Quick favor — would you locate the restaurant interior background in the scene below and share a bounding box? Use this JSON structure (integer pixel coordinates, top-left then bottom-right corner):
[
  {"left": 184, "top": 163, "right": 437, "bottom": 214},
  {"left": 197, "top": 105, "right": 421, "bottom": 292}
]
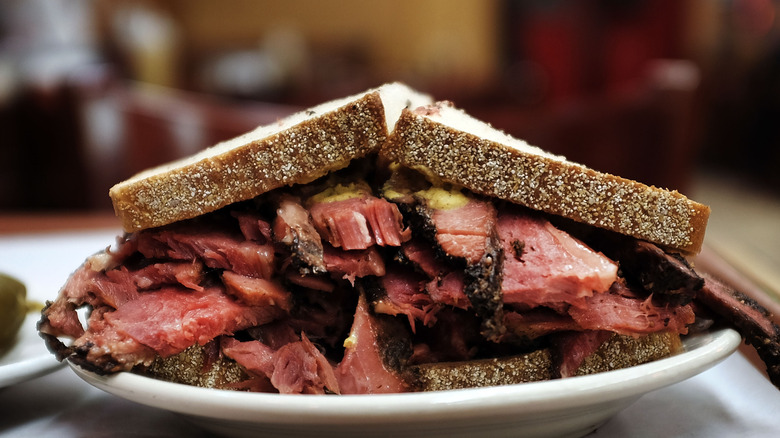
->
[{"left": 0, "top": 0, "right": 778, "bottom": 296}]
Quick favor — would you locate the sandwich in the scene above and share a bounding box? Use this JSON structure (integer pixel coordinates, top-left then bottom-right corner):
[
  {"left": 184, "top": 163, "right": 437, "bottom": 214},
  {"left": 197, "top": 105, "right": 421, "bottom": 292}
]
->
[{"left": 38, "top": 82, "right": 780, "bottom": 394}]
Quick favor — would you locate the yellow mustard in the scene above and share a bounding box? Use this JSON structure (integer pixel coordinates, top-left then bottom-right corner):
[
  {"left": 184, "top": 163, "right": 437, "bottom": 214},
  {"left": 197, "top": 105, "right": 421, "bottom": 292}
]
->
[
  {"left": 309, "top": 183, "right": 366, "bottom": 204},
  {"left": 414, "top": 186, "right": 469, "bottom": 210}
]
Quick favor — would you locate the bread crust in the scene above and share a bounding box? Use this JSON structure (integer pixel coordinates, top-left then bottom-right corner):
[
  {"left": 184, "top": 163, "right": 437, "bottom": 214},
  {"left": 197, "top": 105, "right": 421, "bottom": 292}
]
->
[
  {"left": 382, "top": 107, "right": 710, "bottom": 254},
  {"left": 142, "top": 344, "right": 248, "bottom": 389},
  {"left": 408, "top": 332, "right": 682, "bottom": 391},
  {"left": 110, "top": 91, "right": 388, "bottom": 232},
  {"left": 409, "top": 349, "right": 553, "bottom": 391},
  {"left": 574, "top": 331, "right": 682, "bottom": 376},
  {"left": 140, "top": 332, "right": 681, "bottom": 392}
]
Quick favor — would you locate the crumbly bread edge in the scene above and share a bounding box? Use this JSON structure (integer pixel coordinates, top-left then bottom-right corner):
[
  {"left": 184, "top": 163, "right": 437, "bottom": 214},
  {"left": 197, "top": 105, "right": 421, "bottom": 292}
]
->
[{"left": 381, "top": 105, "right": 710, "bottom": 254}]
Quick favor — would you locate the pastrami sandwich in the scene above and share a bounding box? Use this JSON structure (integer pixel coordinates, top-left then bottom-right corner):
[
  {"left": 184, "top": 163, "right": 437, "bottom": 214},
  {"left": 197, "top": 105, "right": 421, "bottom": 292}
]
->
[{"left": 39, "top": 83, "right": 780, "bottom": 394}]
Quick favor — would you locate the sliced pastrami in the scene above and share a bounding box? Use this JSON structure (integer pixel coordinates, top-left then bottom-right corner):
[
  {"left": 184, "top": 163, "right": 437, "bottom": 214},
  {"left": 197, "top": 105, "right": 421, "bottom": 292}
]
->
[
  {"left": 503, "top": 308, "right": 581, "bottom": 341},
  {"left": 59, "top": 263, "right": 140, "bottom": 310},
  {"left": 39, "top": 299, "right": 85, "bottom": 344},
  {"left": 232, "top": 211, "right": 273, "bottom": 244},
  {"left": 425, "top": 271, "right": 471, "bottom": 310},
  {"left": 222, "top": 334, "right": 340, "bottom": 394},
  {"left": 498, "top": 209, "right": 618, "bottom": 312},
  {"left": 84, "top": 308, "right": 158, "bottom": 372},
  {"left": 407, "top": 308, "right": 482, "bottom": 365},
  {"left": 430, "top": 198, "right": 499, "bottom": 264},
  {"left": 503, "top": 282, "right": 695, "bottom": 341},
  {"left": 272, "top": 195, "right": 326, "bottom": 275},
  {"left": 361, "top": 267, "right": 436, "bottom": 330},
  {"left": 222, "top": 271, "right": 292, "bottom": 310},
  {"left": 308, "top": 192, "right": 410, "bottom": 250},
  {"left": 396, "top": 239, "right": 471, "bottom": 310},
  {"left": 57, "top": 306, "right": 158, "bottom": 374},
  {"left": 42, "top": 238, "right": 144, "bottom": 312},
  {"left": 40, "top": 258, "right": 205, "bottom": 345},
  {"left": 135, "top": 224, "right": 275, "bottom": 279},
  {"left": 126, "top": 262, "right": 204, "bottom": 292},
  {"left": 102, "top": 286, "right": 283, "bottom": 358},
  {"left": 584, "top": 231, "right": 704, "bottom": 305},
  {"left": 221, "top": 337, "right": 275, "bottom": 379},
  {"left": 397, "top": 238, "right": 444, "bottom": 278},
  {"left": 695, "top": 274, "right": 780, "bottom": 388},
  {"left": 335, "top": 293, "right": 411, "bottom": 394},
  {"left": 399, "top": 194, "right": 504, "bottom": 341},
  {"left": 569, "top": 285, "right": 695, "bottom": 336},
  {"left": 323, "top": 244, "right": 386, "bottom": 284},
  {"left": 246, "top": 320, "right": 301, "bottom": 350},
  {"left": 270, "top": 334, "right": 341, "bottom": 394}
]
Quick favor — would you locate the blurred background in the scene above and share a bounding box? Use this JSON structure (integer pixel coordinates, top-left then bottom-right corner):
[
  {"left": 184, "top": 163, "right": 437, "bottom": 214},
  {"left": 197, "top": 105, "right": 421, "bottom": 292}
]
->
[
  {"left": 1, "top": 0, "right": 779, "bottom": 367},
  {"left": 0, "top": 0, "right": 778, "bottom": 219},
  {"left": 1, "top": 0, "right": 778, "bottom": 301}
]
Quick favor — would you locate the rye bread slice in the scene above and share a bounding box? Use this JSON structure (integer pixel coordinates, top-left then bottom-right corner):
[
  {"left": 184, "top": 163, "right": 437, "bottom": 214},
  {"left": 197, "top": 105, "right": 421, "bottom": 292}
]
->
[
  {"left": 110, "top": 83, "right": 432, "bottom": 233},
  {"left": 381, "top": 102, "right": 710, "bottom": 254}
]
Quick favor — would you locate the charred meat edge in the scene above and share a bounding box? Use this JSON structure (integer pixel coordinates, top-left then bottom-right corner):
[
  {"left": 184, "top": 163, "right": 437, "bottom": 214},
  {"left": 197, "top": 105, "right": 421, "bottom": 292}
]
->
[
  {"left": 696, "top": 274, "right": 780, "bottom": 387},
  {"left": 397, "top": 200, "right": 505, "bottom": 341}
]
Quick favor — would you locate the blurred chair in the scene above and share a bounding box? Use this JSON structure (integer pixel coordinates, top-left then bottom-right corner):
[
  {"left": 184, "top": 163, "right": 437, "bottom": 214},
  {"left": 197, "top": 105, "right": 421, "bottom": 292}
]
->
[{"left": 0, "top": 79, "right": 90, "bottom": 212}]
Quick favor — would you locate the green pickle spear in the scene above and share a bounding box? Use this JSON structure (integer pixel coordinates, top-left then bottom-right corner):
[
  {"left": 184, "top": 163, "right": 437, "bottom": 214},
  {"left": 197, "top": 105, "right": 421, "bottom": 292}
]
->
[{"left": 0, "top": 273, "right": 28, "bottom": 350}]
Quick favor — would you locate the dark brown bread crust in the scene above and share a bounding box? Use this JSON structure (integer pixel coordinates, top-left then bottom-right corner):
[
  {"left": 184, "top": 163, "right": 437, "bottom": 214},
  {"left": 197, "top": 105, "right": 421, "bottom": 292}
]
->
[
  {"left": 110, "top": 92, "right": 388, "bottom": 232},
  {"left": 408, "top": 349, "right": 553, "bottom": 391},
  {"left": 131, "top": 330, "right": 681, "bottom": 392},
  {"left": 382, "top": 108, "right": 710, "bottom": 254},
  {"left": 140, "top": 344, "right": 249, "bottom": 389},
  {"left": 574, "top": 331, "right": 682, "bottom": 376},
  {"left": 407, "top": 332, "right": 682, "bottom": 391}
]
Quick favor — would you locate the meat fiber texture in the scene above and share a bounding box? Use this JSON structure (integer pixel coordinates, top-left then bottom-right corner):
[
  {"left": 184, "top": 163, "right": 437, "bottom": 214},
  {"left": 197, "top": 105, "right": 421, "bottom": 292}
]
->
[{"left": 39, "top": 170, "right": 699, "bottom": 395}]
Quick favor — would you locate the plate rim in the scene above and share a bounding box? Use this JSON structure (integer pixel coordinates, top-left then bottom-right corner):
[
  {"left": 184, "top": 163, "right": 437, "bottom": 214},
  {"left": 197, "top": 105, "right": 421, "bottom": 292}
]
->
[
  {"left": 0, "top": 353, "right": 63, "bottom": 388},
  {"left": 69, "top": 327, "right": 742, "bottom": 424},
  {"left": 0, "top": 313, "right": 64, "bottom": 388}
]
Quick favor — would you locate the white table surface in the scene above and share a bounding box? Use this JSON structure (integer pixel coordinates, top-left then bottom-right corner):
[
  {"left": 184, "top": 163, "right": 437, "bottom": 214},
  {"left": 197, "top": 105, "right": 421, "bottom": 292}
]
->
[{"left": 1, "top": 229, "right": 779, "bottom": 438}]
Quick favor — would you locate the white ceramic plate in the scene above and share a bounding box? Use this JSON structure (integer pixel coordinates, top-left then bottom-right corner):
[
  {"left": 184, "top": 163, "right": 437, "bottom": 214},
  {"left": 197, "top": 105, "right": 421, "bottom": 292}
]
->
[
  {"left": 71, "top": 328, "right": 741, "bottom": 438},
  {"left": 0, "top": 229, "right": 121, "bottom": 388},
  {"left": 0, "top": 312, "right": 63, "bottom": 388}
]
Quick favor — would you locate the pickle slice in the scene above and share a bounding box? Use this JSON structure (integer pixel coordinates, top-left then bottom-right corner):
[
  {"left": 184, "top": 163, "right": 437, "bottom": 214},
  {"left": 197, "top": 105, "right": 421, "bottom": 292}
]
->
[{"left": 0, "top": 273, "right": 27, "bottom": 350}]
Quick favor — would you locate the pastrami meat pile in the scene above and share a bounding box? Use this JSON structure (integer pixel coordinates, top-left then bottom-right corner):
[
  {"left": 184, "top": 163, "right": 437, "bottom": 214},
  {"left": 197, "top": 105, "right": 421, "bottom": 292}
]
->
[{"left": 38, "top": 164, "right": 778, "bottom": 394}]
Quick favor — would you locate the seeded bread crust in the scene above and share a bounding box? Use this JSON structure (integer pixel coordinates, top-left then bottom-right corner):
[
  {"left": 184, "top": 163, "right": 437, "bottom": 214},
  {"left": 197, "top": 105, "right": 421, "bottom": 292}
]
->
[
  {"left": 381, "top": 103, "right": 710, "bottom": 254},
  {"left": 141, "top": 344, "right": 249, "bottom": 389},
  {"left": 408, "top": 349, "right": 553, "bottom": 391},
  {"left": 138, "top": 332, "right": 681, "bottom": 392},
  {"left": 110, "top": 94, "right": 384, "bottom": 232},
  {"left": 110, "top": 83, "right": 432, "bottom": 233},
  {"left": 408, "top": 331, "right": 682, "bottom": 391}
]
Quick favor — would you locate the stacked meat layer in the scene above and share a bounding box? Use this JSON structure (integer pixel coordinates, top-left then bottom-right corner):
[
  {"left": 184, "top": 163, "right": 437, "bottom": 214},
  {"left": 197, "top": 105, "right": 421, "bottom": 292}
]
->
[{"left": 39, "top": 168, "right": 701, "bottom": 394}]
